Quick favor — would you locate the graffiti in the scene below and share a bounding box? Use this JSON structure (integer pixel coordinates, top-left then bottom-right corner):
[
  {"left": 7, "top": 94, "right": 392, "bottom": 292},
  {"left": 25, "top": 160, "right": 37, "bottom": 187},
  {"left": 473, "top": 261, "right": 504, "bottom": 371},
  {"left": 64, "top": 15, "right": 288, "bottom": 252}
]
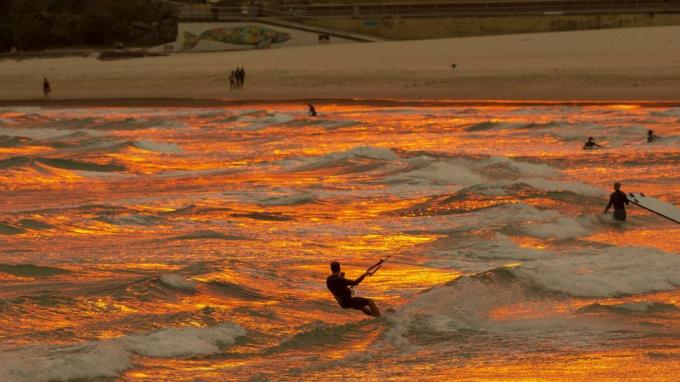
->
[{"left": 182, "top": 26, "right": 292, "bottom": 50}]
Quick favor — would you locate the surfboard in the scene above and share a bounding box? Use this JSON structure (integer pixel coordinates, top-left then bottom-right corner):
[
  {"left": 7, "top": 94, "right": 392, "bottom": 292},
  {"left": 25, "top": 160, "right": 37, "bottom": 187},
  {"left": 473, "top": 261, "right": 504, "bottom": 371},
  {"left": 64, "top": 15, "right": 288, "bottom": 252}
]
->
[{"left": 628, "top": 192, "right": 680, "bottom": 225}]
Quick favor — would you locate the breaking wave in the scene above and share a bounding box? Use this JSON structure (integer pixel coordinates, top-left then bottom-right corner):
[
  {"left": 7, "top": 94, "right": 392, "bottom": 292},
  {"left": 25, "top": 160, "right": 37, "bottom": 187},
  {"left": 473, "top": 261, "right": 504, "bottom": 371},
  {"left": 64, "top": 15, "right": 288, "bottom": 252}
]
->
[
  {"left": 0, "top": 156, "right": 125, "bottom": 172},
  {"left": 167, "top": 230, "right": 247, "bottom": 241},
  {"left": 577, "top": 301, "right": 680, "bottom": 315},
  {"left": 0, "top": 263, "right": 71, "bottom": 277},
  {"left": 0, "top": 323, "right": 246, "bottom": 382}
]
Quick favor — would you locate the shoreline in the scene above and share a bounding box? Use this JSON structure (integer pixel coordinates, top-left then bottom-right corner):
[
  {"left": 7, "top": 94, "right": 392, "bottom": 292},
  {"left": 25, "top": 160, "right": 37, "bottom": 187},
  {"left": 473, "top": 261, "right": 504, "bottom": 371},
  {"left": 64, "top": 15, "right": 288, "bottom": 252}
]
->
[{"left": 3, "top": 97, "right": 680, "bottom": 108}]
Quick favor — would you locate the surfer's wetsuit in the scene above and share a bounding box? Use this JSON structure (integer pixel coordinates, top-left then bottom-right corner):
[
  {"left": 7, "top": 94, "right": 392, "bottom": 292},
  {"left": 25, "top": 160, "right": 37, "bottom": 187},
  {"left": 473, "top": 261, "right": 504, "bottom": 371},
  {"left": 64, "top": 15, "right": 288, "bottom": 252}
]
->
[
  {"left": 326, "top": 273, "right": 370, "bottom": 310},
  {"left": 605, "top": 190, "right": 629, "bottom": 221}
]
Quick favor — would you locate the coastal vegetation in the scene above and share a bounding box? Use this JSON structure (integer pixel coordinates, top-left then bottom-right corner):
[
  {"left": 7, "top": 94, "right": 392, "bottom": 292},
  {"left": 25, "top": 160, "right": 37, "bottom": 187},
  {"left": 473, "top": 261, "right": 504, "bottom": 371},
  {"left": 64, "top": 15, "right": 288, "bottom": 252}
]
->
[{"left": 0, "top": 0, "right": 177, "bottom": 52}]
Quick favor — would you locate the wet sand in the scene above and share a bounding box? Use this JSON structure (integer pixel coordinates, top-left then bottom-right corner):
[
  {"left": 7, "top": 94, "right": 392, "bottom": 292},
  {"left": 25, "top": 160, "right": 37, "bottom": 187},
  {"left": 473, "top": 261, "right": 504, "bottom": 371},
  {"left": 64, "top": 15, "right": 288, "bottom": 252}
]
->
[{"left": 2, "top": 25, "right": 680, "bottom": 102}]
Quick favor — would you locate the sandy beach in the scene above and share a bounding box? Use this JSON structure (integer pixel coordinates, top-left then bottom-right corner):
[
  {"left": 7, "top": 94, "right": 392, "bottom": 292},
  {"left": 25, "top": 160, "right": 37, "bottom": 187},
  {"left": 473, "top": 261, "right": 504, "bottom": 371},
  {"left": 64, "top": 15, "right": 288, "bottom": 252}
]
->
[{"left": 2, "top": 25, "right": 680, "bottom": 102}]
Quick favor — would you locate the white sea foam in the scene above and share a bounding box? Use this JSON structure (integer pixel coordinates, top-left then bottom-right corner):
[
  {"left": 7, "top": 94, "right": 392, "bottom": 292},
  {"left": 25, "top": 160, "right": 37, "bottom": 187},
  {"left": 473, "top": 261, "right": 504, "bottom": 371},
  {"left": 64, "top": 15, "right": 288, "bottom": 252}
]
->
[
  {"left": 384, "top": 269, "right": 527, "bottom": 347},
  {"left": 0, "top": 323, "right": 245, "bottom": 382},
  {"left": 484, "top": 156, "right": 560, "bottom": 177},
  {"left": 519, "top": 215, "right": 602, "bottom": 239},
  {"left": 295, "top": 146, "right": 398, "bottom": 170},
  {"left": 520, "top": 178, "right": 605, "bottom": 197},
  {"left": 134, "top": 140, "right": 182, "bottom": 154},
  {"left": 451, "top": 233, "right": 548, "bottom": 260},
  {"left": 346, "top": 146, "right": 399, "bottom": 161},
  {"left": 159, "top": 274, "right": 197, "bottom": 291},
  {"left": 123, "top": 324, "right": 246, "bottom": 357},
  {"left": 259, "top": 191, "right": 318, "bottom": 206},
  {"left": 384, "top": 245, "right": 680, "bottom": 347},
  {"left": 237, "top": 113, "right": 295, "bottom": 130},
  {"left": 510, "top": 246, "right": 680, "bottom": 297},
  {"left": 0, "top": 342, "right": 132, "bottom": 382},
  {"left": 387, "top": 159, "right": 486, "bottom": 186},
  {"left": 0, "top": 127, "right": 84, "bottom": 140}
]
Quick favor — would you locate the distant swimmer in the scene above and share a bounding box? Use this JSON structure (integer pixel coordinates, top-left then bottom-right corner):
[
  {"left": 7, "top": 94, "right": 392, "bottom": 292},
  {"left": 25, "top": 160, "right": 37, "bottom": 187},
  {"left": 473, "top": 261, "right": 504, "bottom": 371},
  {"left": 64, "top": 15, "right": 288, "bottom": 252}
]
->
[
  {"left": 42, "top": 78, "right": 51, "bottom": 99},
  {"left": 583, "top": 137, "right": 602, "bottom": 149},
  {"left": 647, "top": 129, "right": 659, "bottom": 143},
  {"left": 604, "top": 182, "right": 629, "bottom": 221},
  {"left": 308, "top": 103, "right": 317, "bottom": 117},
  {"left": 326, "top": 261, "right": 381, "bottom": 317}
]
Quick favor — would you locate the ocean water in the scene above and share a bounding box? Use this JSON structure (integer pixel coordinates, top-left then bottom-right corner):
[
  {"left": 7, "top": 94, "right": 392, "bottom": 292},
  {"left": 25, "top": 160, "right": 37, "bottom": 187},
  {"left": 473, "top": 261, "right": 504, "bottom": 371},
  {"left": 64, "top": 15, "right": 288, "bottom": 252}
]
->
[{"left": 0, "top": 103, "right": 678, "bottom": 381}]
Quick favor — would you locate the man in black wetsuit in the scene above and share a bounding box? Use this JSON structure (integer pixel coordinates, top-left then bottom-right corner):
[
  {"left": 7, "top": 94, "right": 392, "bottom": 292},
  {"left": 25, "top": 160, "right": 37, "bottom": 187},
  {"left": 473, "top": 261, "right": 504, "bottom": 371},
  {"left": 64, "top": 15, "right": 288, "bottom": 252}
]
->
[
  {"left": 604, "top": 182, "right": 629, "bottom": 221},
  {"left": 326, "top": 261, "right": 381, "bottom": 317}
]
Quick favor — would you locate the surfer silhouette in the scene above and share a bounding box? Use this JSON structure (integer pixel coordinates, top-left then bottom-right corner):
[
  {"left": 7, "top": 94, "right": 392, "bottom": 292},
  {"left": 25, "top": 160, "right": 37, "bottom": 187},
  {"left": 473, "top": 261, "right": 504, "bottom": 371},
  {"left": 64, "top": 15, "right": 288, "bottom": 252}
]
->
[
  {"left": 604, "top": 182, "right": 629, "bottom": 221},
  {"left": 308, "top": 103, "right": 317, "bottom": 117},
  {"left": 326, "top": 261, "right": 381, "bottom": 317},
  {"left": 583, "top": 137, "right": 602, "bottom": 149},
  {"left": 647, "top": 129, "right": 659, "bottom": 143}
]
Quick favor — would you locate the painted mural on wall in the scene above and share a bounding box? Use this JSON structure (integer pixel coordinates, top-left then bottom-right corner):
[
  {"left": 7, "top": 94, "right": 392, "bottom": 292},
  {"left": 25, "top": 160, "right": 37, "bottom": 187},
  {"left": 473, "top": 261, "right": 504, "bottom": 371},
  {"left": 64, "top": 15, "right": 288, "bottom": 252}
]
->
[{"left": 182, "top": 26, "right": 292, "bottom": 50}]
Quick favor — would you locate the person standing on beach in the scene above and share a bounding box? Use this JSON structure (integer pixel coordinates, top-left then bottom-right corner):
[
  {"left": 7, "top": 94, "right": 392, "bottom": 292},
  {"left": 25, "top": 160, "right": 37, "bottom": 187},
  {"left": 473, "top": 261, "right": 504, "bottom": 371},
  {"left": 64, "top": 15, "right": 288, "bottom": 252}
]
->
[
  {"left": 229, "top": 71, "right": 235, "bottom": 90},
  {"left": 604, "top": 182, "right": 629, "bottom": 222},
  {"left": 42, "top": 78, "right": 51, "bottom": 99},
  {"left": 239, "top": 67, "right": 245, "bottom": 88}
]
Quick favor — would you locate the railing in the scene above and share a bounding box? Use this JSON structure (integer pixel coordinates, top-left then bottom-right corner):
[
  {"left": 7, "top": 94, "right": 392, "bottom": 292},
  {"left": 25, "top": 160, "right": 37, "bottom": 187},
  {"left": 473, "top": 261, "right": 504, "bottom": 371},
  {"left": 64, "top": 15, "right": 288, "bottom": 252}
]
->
[{"left": 178, "top": 0, "right": 680, "bottom": 20}]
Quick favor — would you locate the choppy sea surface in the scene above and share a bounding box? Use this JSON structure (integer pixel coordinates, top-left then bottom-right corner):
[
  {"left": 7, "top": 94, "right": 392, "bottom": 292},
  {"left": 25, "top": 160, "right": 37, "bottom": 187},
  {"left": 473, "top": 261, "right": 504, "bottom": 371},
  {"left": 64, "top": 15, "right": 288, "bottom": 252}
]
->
[{"left": 0, "top": 103, "right": 679, "bottom": 381}]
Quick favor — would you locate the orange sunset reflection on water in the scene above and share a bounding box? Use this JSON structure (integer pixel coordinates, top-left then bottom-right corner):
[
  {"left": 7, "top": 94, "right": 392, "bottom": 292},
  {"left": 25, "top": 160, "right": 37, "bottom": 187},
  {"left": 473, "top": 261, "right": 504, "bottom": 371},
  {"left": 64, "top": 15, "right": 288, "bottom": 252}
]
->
[{"left": 0, "top": 102, "right": 678, "bottom": 381}]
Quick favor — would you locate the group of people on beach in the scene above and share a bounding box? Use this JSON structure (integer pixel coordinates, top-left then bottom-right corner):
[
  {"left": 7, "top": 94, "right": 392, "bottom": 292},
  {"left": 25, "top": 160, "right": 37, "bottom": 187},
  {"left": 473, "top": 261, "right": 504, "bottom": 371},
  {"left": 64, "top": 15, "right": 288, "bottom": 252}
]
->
[
  {"left": 583, "top": 129, "right": 660, "bottom": 149},
  {"left": 229, "top": 68, "right": 246, "bottom": 90}
]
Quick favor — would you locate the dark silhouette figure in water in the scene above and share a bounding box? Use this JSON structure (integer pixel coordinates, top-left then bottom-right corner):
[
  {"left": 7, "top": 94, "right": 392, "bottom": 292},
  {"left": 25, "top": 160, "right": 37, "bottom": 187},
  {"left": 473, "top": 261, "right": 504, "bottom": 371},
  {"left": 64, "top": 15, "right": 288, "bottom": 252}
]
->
[
  {"left": 308, "top": 103, "right": 317, "bottom": 117},
  {"left": 605, "top": 182, "right": 629, "bottom": 221},
  {"left": 326, "top": 261, "right": 381, "bottom": 317},
  {"left": 42, "top": 78, "right": 51, "bottom": 99},
  {"left": 647, "top": 129, "right": 659, "bottom": 143},
  {"left": 583, "top": 137, "right": 602, "bottom": 149}
]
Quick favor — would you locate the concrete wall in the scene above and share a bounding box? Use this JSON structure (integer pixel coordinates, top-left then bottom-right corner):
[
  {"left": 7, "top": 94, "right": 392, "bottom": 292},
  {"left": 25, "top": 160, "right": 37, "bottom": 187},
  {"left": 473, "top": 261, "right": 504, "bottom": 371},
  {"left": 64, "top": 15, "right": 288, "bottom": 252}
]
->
[
  {"left": 151, "top": 22, "right": 354, "bottom": 53},
  {"left": 299, "top": 12, "right": 680, "bottom": 40}
]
